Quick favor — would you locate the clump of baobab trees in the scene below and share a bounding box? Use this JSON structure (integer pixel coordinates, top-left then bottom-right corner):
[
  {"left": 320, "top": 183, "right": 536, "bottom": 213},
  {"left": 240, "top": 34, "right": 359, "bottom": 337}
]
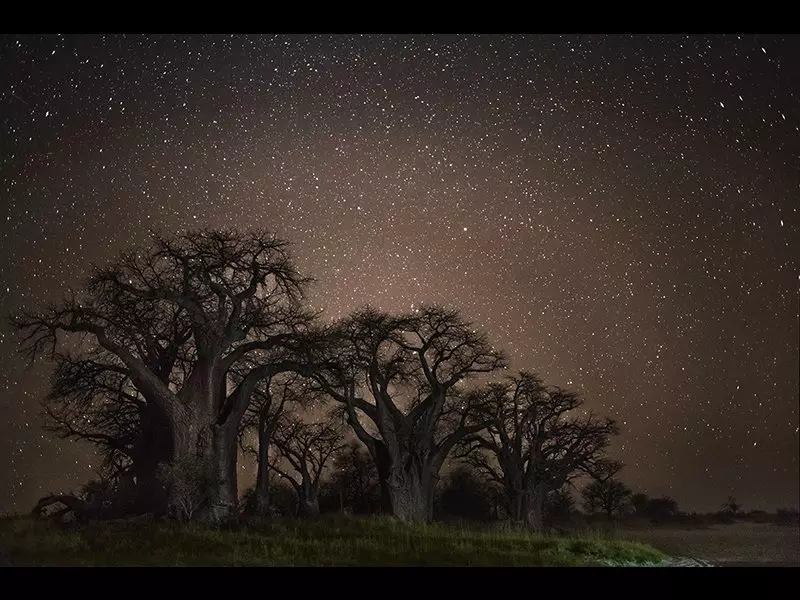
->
[{"left": 13, "top": 229, "right": 621, "bottom": 531}]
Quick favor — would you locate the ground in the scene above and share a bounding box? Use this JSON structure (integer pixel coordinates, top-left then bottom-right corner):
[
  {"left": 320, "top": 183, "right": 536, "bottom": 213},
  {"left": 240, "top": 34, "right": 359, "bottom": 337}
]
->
[
  {"left": 3, "top": 515, "right": 796, "bottom": 567},
  {"left": 0, "top": 515, "right": 664, "bottom": 567},
  {"left": 618, "top": 521, "right": 800, "bottom": 567}
]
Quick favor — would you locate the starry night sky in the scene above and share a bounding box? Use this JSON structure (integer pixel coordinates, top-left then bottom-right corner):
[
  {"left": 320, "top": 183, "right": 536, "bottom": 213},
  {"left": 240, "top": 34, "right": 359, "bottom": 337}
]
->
[{"left": 1, "top": 34, "right": 797, "bottom": 514}]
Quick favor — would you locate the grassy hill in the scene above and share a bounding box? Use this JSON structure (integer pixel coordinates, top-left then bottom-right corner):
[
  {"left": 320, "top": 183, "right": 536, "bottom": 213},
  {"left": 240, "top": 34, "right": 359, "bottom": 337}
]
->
[{"left": 0, "top": 515, "right": 665, "bottom": 567}]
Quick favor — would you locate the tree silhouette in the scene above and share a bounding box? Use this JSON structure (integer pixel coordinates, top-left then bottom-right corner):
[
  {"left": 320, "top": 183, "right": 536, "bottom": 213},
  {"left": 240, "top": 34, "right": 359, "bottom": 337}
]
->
[
  {"left": 325, "top": 402, "right": 393, "bottom": 514},
  {"left": 456, "top": 372, "right": 619, "bottom": 531},
  {"left": 238, "top": 373, "right": 316, "bottom": 517},
  {"left": 582, "top": 474, "right": 632, "bottom": 519},
  {"left": 324, "top": 441, "right": 382, "bottom": 515},
  {"left": 721, "top": 496, "right": 741, "bottom": 515},
  {"left": 544, "top": 486, "right": 576, "bottom": 524},
  {"left": 631, "top": 492, "right": 650, "bottom": 516},
  {"left": 12, "top": 229, "right": 316, "bottom": 521},
  {"left": 437, "top": 465, "right": 495, "bottom": 522},
  {"left": 307, "top": 306, "right": 506, "bottom": 523},
  {"left": 646, "top": 496, "right": 679, "bottom": 522},
  {"left": 269, "top": 412, "right": 346, "bottom": 517},
  {"left": 32, "top": 291, "right": 193, "bottom": 515}
]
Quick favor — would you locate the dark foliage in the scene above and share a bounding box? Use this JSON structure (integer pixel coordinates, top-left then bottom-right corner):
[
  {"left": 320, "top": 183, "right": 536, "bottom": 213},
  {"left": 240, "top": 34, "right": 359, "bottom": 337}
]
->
[
  {"left": 630, "top": 493, "right": 680, "bottom": 522},
  {"left": 721, "top": 496, "right": 741, "bottom": 515},
  {"left": 582, "top": 477, "right": 632, "bottom": 519},
  {"left": 319, "top": 442, "right": 383, "bottom": 515},
  {"left": 544, "top": 486, "right": 576, "bottom": 524},
  {"left": 436, "top": 466, "right": 496, "bottom": 523}
]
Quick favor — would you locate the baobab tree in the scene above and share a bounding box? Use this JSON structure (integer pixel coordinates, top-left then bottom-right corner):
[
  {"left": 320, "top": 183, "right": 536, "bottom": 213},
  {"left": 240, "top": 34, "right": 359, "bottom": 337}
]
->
[
  {"left": 269, "top": 413, "right": 346, "bottom": 517},
  {"left": 12, "top": 229, "right": 316, "bottom": 521},
  {"left": 239, "top": 372, "right": 317, "bottom": 517},
  {"left": 36, "top": 305, "right": 193, "bottom": 514},
  {"left": 308, "top": 306, "right": 506, "bottom": 523},
  {"left": 43, "top": 357, "right": 145, "bottom": 490},
  {"left": 456, "top": 372, "right": 619, "bottom": 531}
]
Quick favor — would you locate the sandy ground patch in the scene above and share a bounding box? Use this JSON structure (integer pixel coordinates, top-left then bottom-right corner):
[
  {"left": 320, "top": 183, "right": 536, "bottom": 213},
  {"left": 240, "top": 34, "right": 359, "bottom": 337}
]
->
[{"left": 619, "top": 522, "right": 799, "bottom": 566}]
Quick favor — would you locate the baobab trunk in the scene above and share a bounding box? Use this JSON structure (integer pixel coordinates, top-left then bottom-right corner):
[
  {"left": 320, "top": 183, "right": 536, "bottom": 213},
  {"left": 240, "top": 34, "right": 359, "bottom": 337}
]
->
[
  {"left": 507, "top": 486, "right": 527, "bottom": 522},
  {"left": 209, "top": 422, "right": 239, "bottom": 521},
  {"left": 374, "top": 444, "right": 393, "bottom": 514},
  {"left": 388, "top": 460, "right": 436, "bottom": 523},
  {"left": 507, "top": 470, "right": 526, "bottom": 522},
  {"left": 378, "top": 477, "right": 392, "bottom": 514},
  {"left": 170, "top": 360, "right": 217, "bottom": 465},
  {"left": 167, "top": 360, "right": 240, "bottom": 523},
  {"left": 163, "top": 399, "right": 220, "bottom": 520},
  {"left": 525, "top": 486, "right": 547, "bottom": 533}
]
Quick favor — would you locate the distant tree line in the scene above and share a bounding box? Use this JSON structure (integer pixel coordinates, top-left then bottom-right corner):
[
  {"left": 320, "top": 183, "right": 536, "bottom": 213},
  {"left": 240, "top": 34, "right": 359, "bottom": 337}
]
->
[{"left": 14, "top": 229, "right": 795, "bottom": 531}]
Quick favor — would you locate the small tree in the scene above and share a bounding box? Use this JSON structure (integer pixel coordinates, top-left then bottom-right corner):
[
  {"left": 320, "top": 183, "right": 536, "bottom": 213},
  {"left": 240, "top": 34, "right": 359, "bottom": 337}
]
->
[
  {"left": 326, "top": 441, "right": 382, "bottom": 515},
  {"left": 544, "top": 486, "right": 576, "bottom": 524},
  {"left": 582, "top": 478, "right": 632, "bottom": 519},
  {"left": 631, "top": 493, "right": 650, "bottom": 516},
  {"left": 721, "top": 496, "right": 741, "bottom": 516},
  {"left": 270, "top": 413, "right": 346, "bottom": 517},
  {"left": 157, "top": 455, "right": 218, "bottom": 523},
  {"left": 238, "top": 373, "right": 315, "bottom": 517},
  {"left": 647, "top": 496, "right": 679, "bottom": 521}
]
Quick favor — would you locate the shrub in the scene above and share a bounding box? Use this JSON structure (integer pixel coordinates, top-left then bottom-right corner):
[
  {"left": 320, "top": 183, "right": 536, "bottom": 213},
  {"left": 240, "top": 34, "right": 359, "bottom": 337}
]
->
[
  {"left": 157, "top": 455, "right": 217, "bottom": 523},
  {"left": 775, "top": 508, "right": 799, "bottom": 525},
  {"left": 436, "top": 467, "right": 495, "bottom": 523}
]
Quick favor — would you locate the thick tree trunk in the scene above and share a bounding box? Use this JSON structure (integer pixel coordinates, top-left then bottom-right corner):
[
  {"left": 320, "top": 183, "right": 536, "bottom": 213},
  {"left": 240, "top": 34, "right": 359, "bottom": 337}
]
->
[
  {"left": 374, "top": 444, "right": 393, "bottom": 514},
  {"left": 501, "top": 466, "right": 526, "bottom": 522},
  {"left": 525, "top": 486, "right": 547, "bottom": 533},
  {"left": 294, "top": 473, "right": 320, "bottom": 518},
  {"left": 388, "top": 460, "right": 436, "bottom": 523},
  {"left": 163, "top": 401, "right": 219, "bottom": 522},
  {"left": 170, "top": 361, "right": 216, "bottom": 465},
  {"left": 378, "top": 477, "right": 392, "bottom": 514},
  {"left": 165, "top": 360, "right": 241, "bottom": 523},
  {"left": 508, "top": 489, "right": 526, "bottom": 522},
  {"left": 207, "top": 423, "right": 239, "bottom": 521}
]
